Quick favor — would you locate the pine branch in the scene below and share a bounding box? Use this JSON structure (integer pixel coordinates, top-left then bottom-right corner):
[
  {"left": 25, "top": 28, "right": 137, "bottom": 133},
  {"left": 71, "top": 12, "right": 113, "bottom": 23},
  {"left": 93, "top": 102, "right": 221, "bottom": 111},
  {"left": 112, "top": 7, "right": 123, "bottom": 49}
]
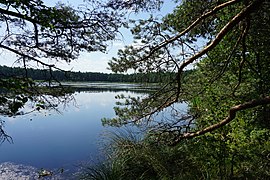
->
[{"left": 170, "top": 96, "right": 270, "bottom": 145}]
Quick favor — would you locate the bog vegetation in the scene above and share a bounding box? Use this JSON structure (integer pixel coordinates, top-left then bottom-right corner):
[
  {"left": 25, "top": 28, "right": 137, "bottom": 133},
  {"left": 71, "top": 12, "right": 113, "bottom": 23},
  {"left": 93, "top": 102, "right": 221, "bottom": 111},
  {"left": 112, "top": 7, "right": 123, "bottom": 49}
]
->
[{"left": 0, "top": 0, "right": 269, "bottom": 179}]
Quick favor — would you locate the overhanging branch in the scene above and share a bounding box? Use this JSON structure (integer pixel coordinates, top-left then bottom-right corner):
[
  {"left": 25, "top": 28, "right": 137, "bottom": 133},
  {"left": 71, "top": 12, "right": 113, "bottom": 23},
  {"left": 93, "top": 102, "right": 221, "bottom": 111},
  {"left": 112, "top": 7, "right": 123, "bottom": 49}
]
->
[
  {"left": 0, "top": 7, "right": 40, "bottom": 25},
  {"left": 130, "top": 0, "right": 242, "bottom": 65},
  {"left": 0, "top": 44, "right": 62, "bottom": 70},
  {"left": 179, "top": 0, "right": 262, "bottom": 71},
  {"left": 170, "top": 96, "right": 270, "bottom": 145},
  {"left": 175, "top": 0, "right": 263, "bottom": 100}
]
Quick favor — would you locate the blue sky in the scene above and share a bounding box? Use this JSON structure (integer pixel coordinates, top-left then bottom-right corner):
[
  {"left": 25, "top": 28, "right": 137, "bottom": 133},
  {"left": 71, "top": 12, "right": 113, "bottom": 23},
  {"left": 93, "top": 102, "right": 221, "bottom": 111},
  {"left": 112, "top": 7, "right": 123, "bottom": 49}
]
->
[{"left": 0, "top": 0, "right": 177, "bottom": 73}]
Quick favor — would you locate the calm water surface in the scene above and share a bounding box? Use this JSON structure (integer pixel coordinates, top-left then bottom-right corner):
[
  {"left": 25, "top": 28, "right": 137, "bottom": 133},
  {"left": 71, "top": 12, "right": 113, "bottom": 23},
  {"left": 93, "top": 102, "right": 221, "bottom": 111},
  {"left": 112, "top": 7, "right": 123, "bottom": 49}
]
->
[{"left": 0, "top": 84, "right": 144, "bottom": 174}]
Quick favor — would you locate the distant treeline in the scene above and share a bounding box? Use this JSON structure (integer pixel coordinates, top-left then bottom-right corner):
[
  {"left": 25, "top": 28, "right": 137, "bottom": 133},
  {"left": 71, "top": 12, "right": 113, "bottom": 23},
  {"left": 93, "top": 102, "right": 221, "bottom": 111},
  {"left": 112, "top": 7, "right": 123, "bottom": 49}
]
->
[{"left": 0, "top": 65, "right": 177, "bottom": 83}]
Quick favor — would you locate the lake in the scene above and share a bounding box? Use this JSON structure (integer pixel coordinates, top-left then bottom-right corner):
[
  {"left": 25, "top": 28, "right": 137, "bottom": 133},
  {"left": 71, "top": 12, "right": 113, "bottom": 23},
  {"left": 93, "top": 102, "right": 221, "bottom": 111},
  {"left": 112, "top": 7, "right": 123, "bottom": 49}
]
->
[{"left": 0, "top": 83, "right": 151, "bottom": 178}]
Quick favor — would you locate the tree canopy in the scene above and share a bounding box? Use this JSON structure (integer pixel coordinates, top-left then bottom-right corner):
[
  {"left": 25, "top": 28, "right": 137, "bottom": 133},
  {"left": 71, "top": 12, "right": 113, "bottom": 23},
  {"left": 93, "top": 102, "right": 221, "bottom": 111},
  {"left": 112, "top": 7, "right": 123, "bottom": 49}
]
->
[
  {"left": 106, "top": 0, "right": 270, "bottom": 144},
  {"left": 0, "top": 0, "right": 127, "bottom": 66},
  {"left": 1, "top": 0, "right": 270, "bottom": 178},
  {"left": 0, "top": 65, "right": 175, "bottom": 83},
  {"left": 92, "top": 0, "right": 270, "bottom": 178},
  {"left": 0, "top": 0, "right": 161, "bottom": 141}
]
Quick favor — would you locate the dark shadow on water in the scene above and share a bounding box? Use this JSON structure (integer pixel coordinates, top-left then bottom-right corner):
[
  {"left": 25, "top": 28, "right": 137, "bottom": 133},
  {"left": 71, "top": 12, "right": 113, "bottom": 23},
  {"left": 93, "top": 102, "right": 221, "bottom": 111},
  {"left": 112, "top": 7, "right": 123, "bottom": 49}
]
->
[{"left": 62, "top": 82, "right": 159, "bottom": 94}]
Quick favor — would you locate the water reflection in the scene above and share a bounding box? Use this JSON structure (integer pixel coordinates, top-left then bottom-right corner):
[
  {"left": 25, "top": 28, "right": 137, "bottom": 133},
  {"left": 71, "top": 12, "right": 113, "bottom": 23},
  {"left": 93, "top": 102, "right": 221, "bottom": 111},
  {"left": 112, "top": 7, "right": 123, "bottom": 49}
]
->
[
  {"left": 0, "top": 87, "right": 141, "bottom": 175},
  {"left": 62, "top": 82, "right": 159, "bottom": 93}
]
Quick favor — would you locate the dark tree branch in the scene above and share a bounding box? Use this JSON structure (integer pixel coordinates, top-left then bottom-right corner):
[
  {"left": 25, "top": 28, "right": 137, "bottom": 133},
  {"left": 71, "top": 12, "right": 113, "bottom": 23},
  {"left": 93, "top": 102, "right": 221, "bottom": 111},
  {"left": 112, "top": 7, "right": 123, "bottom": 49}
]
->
[
  {"left": 176, "top": 0, "right": 263, "bottom": 101},
  {"left": 133, "top": 0, "right": 242, "bottom": 65},
  {"left": 233, "top": 17, "right": 250, "bottom": 95},
  {"left": 170, "top": 96, "right": 270, "bottom": 145},
  {"left": 178, "top": 0, "right": 261, "bottom": 72},
  {"left": 0, "top": 8, "right": 41, "bottom": 25},
  {"left": 0, "top": 122, "right": 13, "bottom": 144},
  {"left": 0, "top": 44, "right": 62, "bottom": 70}
]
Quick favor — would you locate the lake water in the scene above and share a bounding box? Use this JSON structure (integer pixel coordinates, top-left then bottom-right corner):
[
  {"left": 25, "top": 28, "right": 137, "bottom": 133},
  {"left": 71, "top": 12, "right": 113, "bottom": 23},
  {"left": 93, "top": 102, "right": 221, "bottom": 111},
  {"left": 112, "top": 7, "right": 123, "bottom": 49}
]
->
[{"left": 0, "top": 83, "right": 149, "bottom": 178}]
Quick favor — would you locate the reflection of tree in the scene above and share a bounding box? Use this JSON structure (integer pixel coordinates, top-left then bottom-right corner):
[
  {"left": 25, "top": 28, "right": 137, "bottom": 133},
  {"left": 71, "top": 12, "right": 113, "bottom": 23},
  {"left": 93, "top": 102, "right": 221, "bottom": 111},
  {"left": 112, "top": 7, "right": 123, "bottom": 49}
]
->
[
  {"left": 0, "top": 82, "right": 76, "bottom": 143},
  {"left": 0, "top": 79, "right": 73, "bottom": 116},
  {"left": 65, "top": 84, "right": 158, "bottom": 94},
  {"left": 0, "top": 0, "right": 126, "bottom": 116},
  {"left": 0, "top": 0, "right": 158, "bottom": 143},
  {"left": 84, "top": 1, "right": 270, "bottom": 179},
  {"left": 0, "top": 121, "right": 12, "bottom": 144}
]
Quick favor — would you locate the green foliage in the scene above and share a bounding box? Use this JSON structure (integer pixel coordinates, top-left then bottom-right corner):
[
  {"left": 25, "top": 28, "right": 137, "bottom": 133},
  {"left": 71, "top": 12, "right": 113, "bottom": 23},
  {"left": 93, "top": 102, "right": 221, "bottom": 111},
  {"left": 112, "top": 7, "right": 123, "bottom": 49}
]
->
[
  {"left": 79, "top": 130, "right": 204, "bottom": 180},
  {"left": 106, "top": 0, "right": 270, "bottom": 141},
  {"left": 97, "top": 0, "right": 270, "bottom": 179},
  {"left": 0, "top": 0, "right": 166, "bottom": 143},
  {"left": 0, "top": 0, "right": 129, "bottom": 62},
  {"left": 0, "top": 65, "right": 174, "bottom": 83},
  {"left": 0, "top": 0, "right": 123, "bottom": 119},
  {"left": 81, "top": 126, "right": 269, "bottom": 179},
  {"left": 1, "top": 0, "right": 269, "bottom": 178},
  {"left": 0, "top": 0, "right": 166, "bottom": 114},
  {"left": 107, "top": 0, "right": 163, "bottom": 12},
  {"left": 0, "top": 77, "right": 71, "bottom": 116}
]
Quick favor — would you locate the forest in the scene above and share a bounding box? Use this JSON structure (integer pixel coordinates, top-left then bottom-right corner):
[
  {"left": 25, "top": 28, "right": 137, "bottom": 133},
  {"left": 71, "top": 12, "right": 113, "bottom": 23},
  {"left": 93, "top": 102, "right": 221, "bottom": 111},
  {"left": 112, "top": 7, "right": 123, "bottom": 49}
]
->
[
  {"left": 0, "top": 0, "right": 269, "bottom": 179},
  {"left": 0, "top": 65, "right": 174, "bottom": 83}
]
